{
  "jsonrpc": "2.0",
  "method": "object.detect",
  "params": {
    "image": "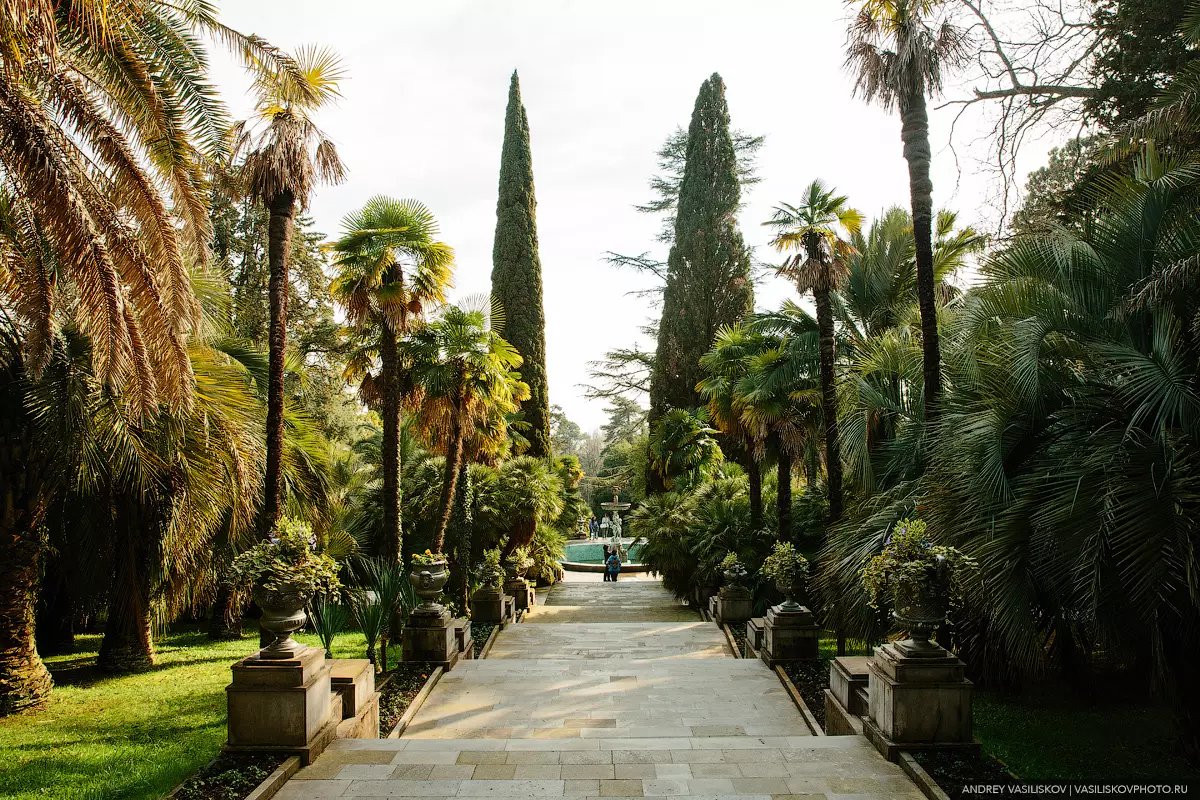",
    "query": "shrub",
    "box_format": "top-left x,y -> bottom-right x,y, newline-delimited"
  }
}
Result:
229,518 -> 340,599
860,518 -> 975,612
761,541 -> 809,587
